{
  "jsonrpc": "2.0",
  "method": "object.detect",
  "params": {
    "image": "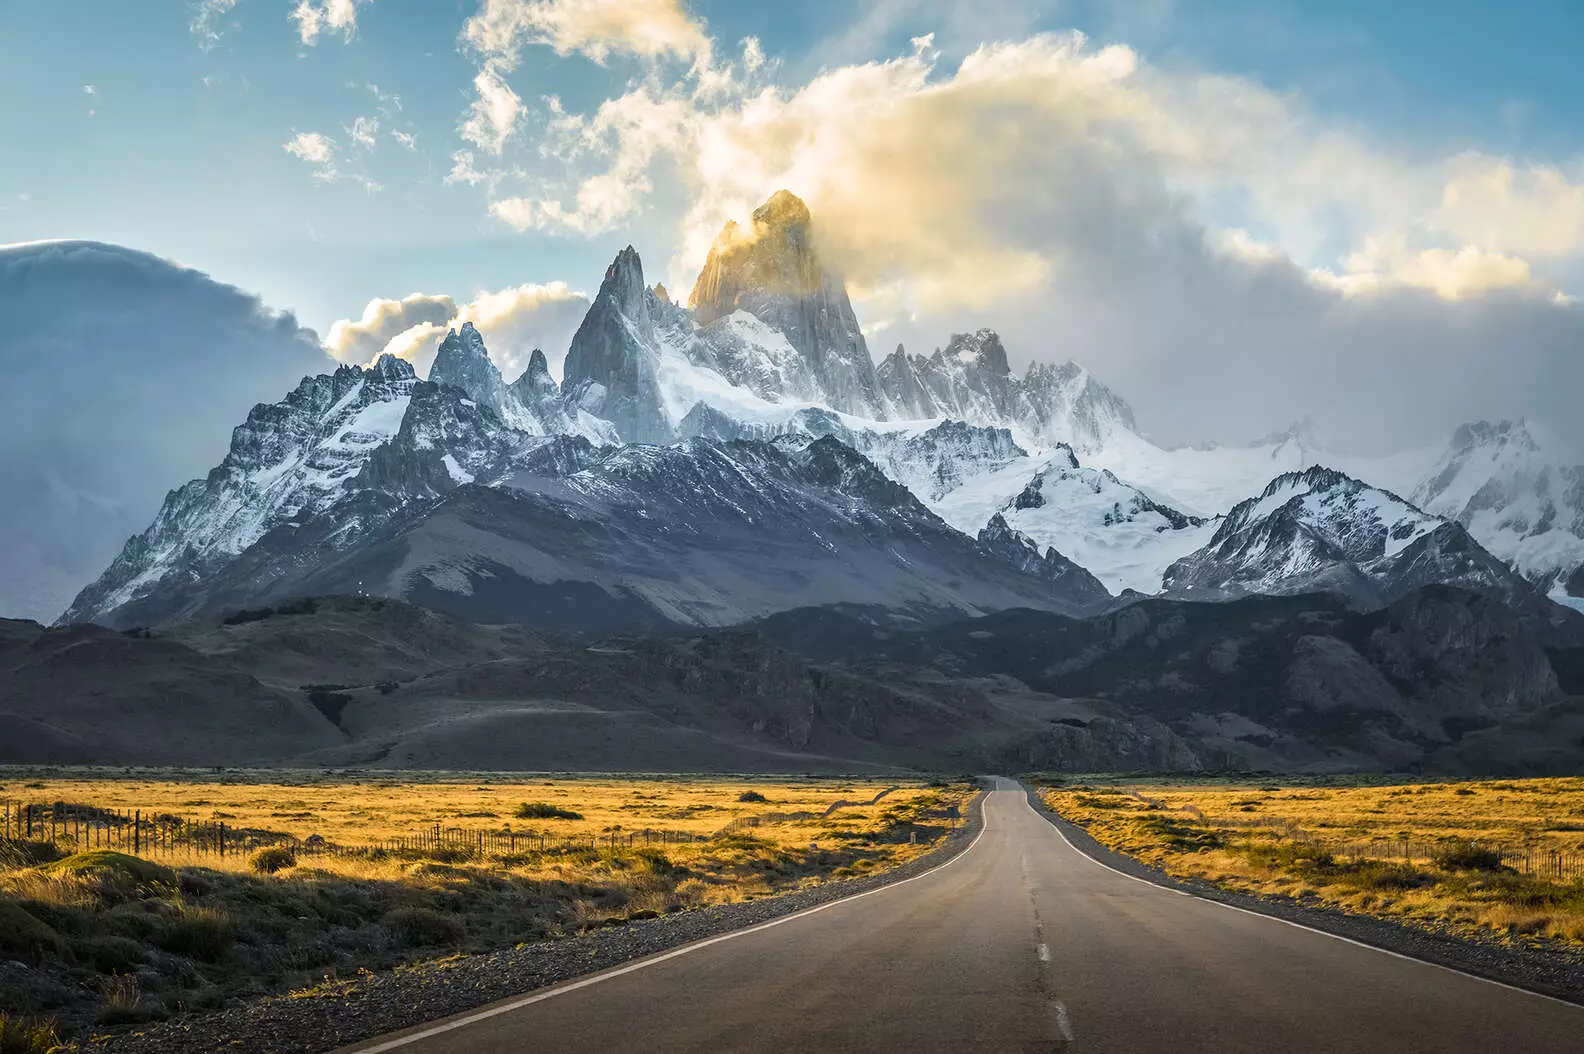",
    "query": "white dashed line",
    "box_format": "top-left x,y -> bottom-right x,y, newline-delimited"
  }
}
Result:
1037,943 -> 1051,962
1051,1000 -> 1076,1042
